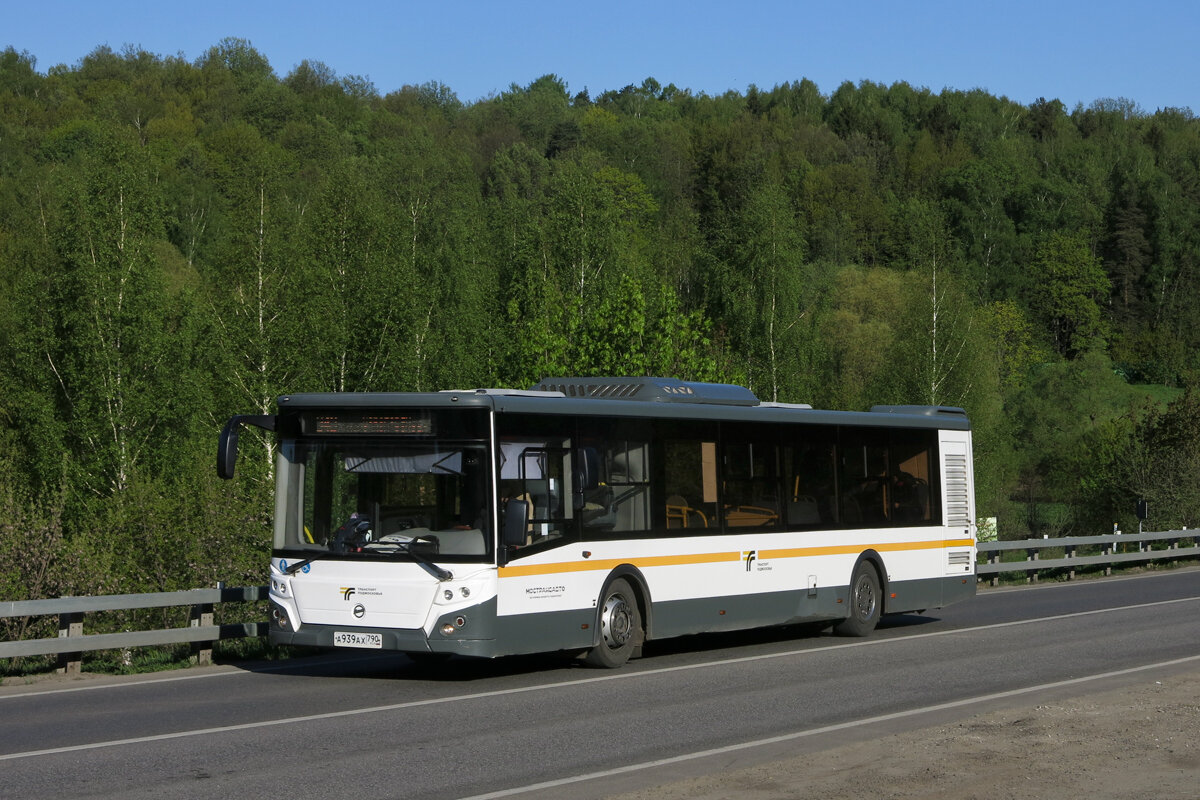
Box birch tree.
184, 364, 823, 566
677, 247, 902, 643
204, 123, 304, 484
891, 199, 977, 407
728, 181, 811, 402
43, 122, 182, 496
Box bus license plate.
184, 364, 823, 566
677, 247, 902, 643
333, 631, 382, 649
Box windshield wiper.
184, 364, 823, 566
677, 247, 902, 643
363, 535, 453, 581
397, 536, 454, 581
285, 511, 454, 580
285, 543, 451, 580
284, 552, 331, 575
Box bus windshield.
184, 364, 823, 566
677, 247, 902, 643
277, 439, 492, 561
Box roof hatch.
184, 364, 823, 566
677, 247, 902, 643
532, 377, 761, 406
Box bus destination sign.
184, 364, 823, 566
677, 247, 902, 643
308, 412, 434, 435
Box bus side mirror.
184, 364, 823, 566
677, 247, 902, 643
217, 414, 276, 479
502, 499, 529, 547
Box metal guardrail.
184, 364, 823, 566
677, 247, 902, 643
2, 531, 1197, 674
977, 529, 1200, 585
0, 585, 268, 673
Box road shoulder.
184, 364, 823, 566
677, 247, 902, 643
603, 669, 1200, 800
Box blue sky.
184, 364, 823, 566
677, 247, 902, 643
5, 0, 1198, 112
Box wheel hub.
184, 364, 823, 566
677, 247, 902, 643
853, 574, 877, 619
599, 593, 633, 648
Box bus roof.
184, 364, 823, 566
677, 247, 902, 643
276, 377, 970, 432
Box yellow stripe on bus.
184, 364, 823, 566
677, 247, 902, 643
760, 537, 975, 561
498, 538, 975, 578
500, 551, 740, 578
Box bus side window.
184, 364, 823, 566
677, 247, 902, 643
572, 419, 652, 537
839, 433, 890, 524
786, 438, 837, 527
496, 413, 581, 552
890, 432, 936, 524
663, 438, 719, 531
832, 429, 939, 527
607, 441, 650, 532
722, 438, 783, 530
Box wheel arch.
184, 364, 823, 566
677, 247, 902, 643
595, 564, 653, 644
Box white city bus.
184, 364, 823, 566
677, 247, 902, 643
219, 377, 976, 668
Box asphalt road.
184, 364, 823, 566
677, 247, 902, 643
2, 568, 1198, 800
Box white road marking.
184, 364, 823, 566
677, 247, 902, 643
458, 652, 1200, 800
1, 595, 1196, 763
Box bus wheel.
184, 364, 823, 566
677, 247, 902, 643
834, 562, 881, 637
584, 578, 641, 668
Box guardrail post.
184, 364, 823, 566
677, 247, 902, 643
190, 583, 218, 665
56, 611, 83, 675
990, 553, 1000, 587
1025, 548, 1038, 584
1065, 543, 1075, 580
1102, 540, 1113, 576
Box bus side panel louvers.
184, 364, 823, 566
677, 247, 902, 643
943, 453, 971, 529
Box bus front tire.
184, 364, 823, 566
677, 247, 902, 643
584, 578, 641, 668
834, 562, 881, 637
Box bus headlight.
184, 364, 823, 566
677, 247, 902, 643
435, 583, 482, 605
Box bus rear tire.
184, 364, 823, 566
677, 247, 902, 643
584, 578, 641, 668
834, 562, 881, 637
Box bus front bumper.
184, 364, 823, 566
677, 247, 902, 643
268, 599, 499, 657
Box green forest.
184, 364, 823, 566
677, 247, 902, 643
2, 39, 1200, 608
